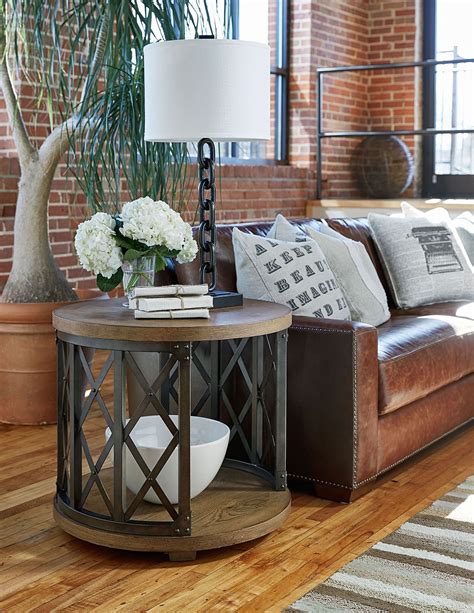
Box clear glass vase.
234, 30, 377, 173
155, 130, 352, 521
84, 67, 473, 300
122, 255, 156, 300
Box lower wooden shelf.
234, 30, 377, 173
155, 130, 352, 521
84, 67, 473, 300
54, 467, 291, 559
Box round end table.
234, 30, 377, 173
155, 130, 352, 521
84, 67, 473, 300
53, 298, 292, 561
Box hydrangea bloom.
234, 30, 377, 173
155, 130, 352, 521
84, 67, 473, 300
75, 212, 122, 278
177, 223, 199, 264
120, 197, 197, 263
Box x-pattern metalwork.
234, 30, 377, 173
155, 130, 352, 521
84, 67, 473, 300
76, 348, 114, 514
221, 336, 279, 471
153, 337, 282, 476
56, 328, 286, 538
59, 339, 193, 535
216, 332, 287, 491
58, 341, 189, 528
158, 343, 213, 417
122, 351, 180, 520
220, 338, 254, 460
255, 336, 279, 466
190, 342, 212, 416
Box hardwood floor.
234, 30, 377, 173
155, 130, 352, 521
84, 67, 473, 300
0, 350, 472, 612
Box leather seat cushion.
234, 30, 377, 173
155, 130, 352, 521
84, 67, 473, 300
377, 314, 474, 414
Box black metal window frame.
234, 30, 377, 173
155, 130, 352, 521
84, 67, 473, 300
422, 0, 474, 197
316, 57, 474, 199
222, 0, 289, 164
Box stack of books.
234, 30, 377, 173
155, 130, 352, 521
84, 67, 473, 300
129, 284, 213, 319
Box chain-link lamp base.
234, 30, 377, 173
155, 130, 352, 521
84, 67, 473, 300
144, 38, 270, 309
197, 138, 243, 308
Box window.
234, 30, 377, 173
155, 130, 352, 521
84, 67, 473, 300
221, 0, 289, 163
423, 0, 474, 197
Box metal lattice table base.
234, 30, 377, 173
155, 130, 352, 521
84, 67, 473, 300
55, 330, 289, 559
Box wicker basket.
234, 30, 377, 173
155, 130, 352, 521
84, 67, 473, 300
353, 136, 414, 198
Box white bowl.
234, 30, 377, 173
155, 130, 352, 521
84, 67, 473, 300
105, 415, 229, 505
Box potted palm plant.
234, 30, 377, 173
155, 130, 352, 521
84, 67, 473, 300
0, 1, 221, 424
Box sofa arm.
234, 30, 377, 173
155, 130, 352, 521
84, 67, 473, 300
287, 316, 379, 501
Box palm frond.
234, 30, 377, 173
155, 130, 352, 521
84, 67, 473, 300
3, 0, 228, 212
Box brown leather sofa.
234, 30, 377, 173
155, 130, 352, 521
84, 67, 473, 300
172, 217, 474, 502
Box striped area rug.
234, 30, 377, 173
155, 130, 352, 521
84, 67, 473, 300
285, 476, 474, 612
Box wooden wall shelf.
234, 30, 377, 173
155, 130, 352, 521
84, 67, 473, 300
307, 198, 474, 218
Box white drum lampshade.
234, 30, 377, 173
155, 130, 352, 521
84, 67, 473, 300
144, 39, 270, 143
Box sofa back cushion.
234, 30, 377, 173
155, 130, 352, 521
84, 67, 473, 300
174, 217, 393, 305
369, 212, 474, 308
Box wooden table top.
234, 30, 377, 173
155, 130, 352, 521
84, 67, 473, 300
52, 298, 292, 342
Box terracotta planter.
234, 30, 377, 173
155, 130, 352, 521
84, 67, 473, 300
0, 302, 66, 425
0, 292, 108, 426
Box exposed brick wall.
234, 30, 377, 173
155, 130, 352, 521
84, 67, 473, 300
313, 1, 370, 198
367, 0, 420, 197
0, 157, 314, 292
214, 165, 313, 222
290, 0, 419, 198
0, 157, 18, 283
289, 0, 371, 200
0, 0, 420, 294
288, 0, 314, 167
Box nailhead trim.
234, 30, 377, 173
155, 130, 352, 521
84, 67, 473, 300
289, 420, 472, 490
352, 331, 358, 488
287, 473, 352, 490
287, 473, 315, 483
355, 419, 473, 487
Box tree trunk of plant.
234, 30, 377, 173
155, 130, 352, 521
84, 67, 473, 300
0, 156, 77, 303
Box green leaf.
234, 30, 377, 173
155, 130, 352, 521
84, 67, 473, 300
96, 268, 123, 292
4, 0, 226, 224
155, 253, 167, 272
123, 248, 147, 261
115, 234, 148, 252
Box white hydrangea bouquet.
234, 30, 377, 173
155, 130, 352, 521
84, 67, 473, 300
75, 197, 198, 294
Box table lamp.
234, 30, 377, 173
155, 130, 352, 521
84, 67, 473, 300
144, 37, 270, 308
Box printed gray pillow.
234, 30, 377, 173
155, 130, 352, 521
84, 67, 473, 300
232, 228, 351, 320
401, 202, 474, 266
267, 214, 308, 242
454, 213, 474, 266
368, 213, 474, 308
305, 226, 391, 326
268, 214, 390, 326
